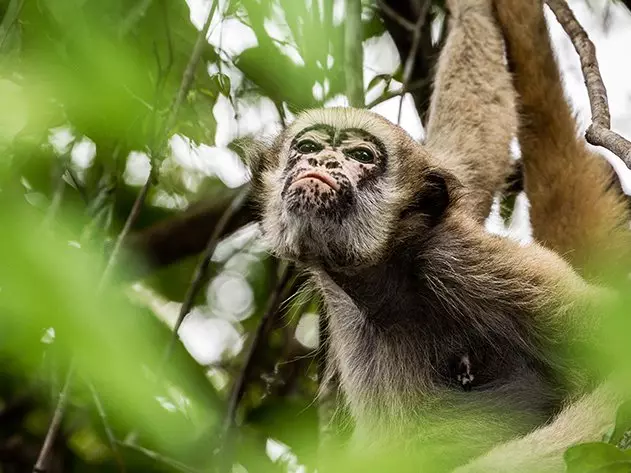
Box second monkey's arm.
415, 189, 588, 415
424, 0, 517, 220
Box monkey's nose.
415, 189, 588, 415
318, 156, 341, 170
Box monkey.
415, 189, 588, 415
451, 0, 631, 471
249, 0, 629, 470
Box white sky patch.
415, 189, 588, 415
295, 313, 319, 349
363, 32, 400, 90
209, 18, 258, 57
123, 151, 151, 186
207, 273, 255, 321
130, 284, 244, 365
49, 127, 75, 156
371, 92, 425, 141
212, 223, 263, 262
71, 137, 96, 170
332, 0, 344, 26
170, 133, 250, 188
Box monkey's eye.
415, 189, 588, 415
347, 148, 375, 164
296, 140, 321, 154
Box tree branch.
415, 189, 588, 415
377, 0, 439, 124
546, 0, 631, 169
164, 185, 250, 361
222, 262, 294, 433
345, 0, 365, 107
397, 1, 431, 123
33, 4, 220, 470
33, 366, 74, 473
377, 0, 416, 32
126, 186, 255, 276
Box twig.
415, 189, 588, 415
164, 185, 250, 361
397, 2, 431, 124
377, 0, 416, 32
157, 0, 218, 152
33, 365, 74, 473
33, 4, 219, 470
89, 383, 126, 472
99, 176, 154, 289
344, 0, 364, 107
366, 77, 430, 109
117, 441, 204, 473
223, 262, 293, 431
546, 0, 631, 168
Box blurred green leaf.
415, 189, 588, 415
565, 443, 631, 473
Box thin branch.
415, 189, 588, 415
117, 441, 204, 473
89, 384, 126, 472
33, 365, 74, 473
157, 0, 218, 152
33, 4, 220, 470
344, 0, 364, 107
164, 185, 251, 361
99, 176, 154, 289
398, 2, 431, 124
366, 77, 430, 109
377, 0, 416, 32
223, 262, 293, 432
546, 0, 631, 168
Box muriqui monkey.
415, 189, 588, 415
250, 0, 630, 471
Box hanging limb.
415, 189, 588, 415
546, 0, 631, 169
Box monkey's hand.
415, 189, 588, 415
451, 383, 621, 473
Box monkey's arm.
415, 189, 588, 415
494, 0, 629, 278
453, 382, 621, 473
424, 0, 516, 220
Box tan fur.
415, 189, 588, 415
454, 1, 630, 471
455, 383, 623, 473
493, 0, 630, 279
251, 0, 628, 470
426, 0, 517, 221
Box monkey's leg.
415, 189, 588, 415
425, 0, 517, 221
453, 382, 621, 473
494, 0, 629, 279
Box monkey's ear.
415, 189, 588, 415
401, 169, 461, 224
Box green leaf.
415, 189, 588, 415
565, 443, 631, 473
609, 402, 631, 447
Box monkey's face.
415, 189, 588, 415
281, 125, 387, 222
258, 109, 409, 269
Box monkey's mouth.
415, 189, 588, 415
290, 171, 340, 191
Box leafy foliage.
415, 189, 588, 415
0, 0, 630, 472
